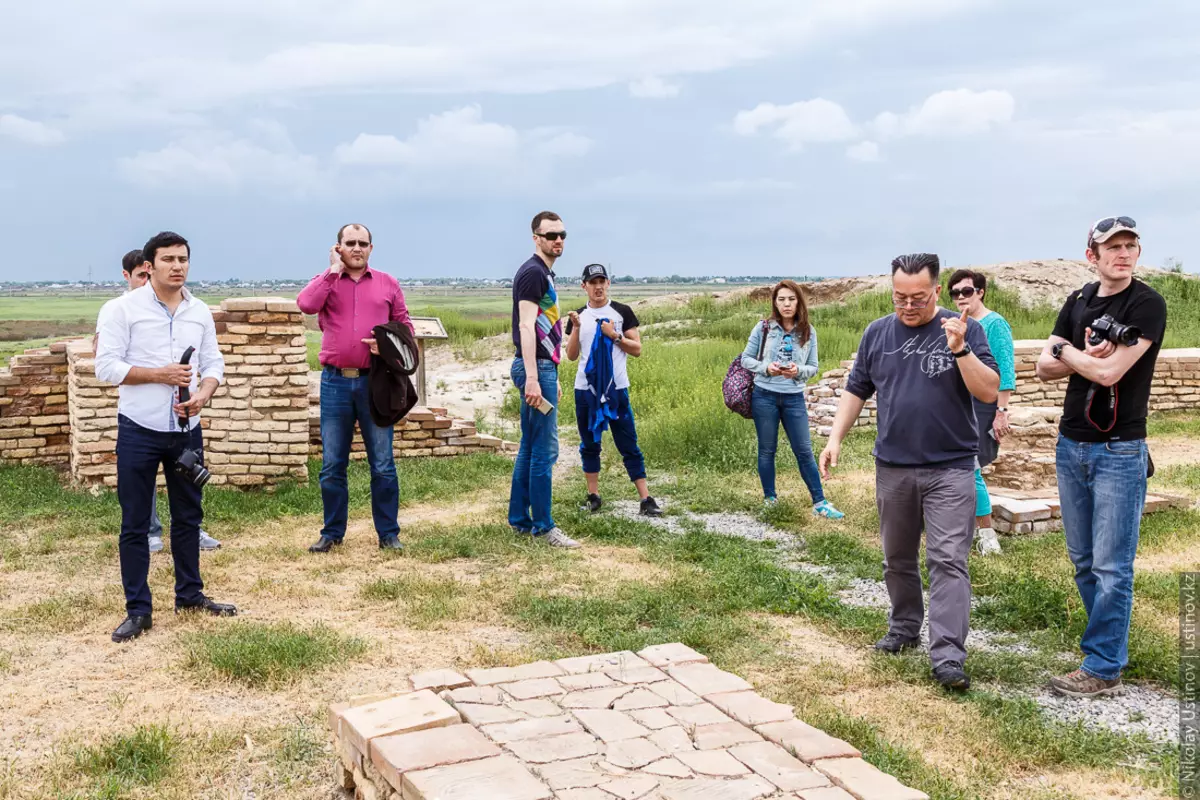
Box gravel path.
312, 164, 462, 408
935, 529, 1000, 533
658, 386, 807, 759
605, 499, 1180, 743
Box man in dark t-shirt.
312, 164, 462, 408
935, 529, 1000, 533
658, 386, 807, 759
1036, 216, 1167, 699
819, 253, 1000, 692
507, 211, 579, 548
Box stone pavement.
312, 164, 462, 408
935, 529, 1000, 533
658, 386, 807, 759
329, 644, 928, 800
989, 489, 1186, 535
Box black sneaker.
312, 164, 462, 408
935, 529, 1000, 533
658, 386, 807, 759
640, 497, 663, 517
873, 632, 920, 654
582, 493, 602, 513
932, 661, 970, 691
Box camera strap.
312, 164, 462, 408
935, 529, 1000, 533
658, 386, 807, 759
1071, 281, 1137, 434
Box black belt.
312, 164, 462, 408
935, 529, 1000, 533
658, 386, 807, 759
324, 365, 370, 378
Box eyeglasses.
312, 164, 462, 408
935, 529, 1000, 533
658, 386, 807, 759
1094, 216, 1136, 235
537, 231, 567, 241
892, 292, 933, 309
342, 239, 371, 248
949, 287, 977, 299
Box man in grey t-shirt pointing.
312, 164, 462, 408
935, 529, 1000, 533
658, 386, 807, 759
819, 253, 999, 691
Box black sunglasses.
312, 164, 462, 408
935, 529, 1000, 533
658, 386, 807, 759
341, 239, 371, 248
1094, 216, 1136, 235
537, 231, 567, 241
949, 287, 978, 299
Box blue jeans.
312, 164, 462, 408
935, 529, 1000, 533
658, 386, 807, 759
1056, 434, 1148, 680
575, 388, 646, 481
751, 388, 825, 504
116, 415, 205, 616
319, 367, 399, 542
508, 358, 559, 535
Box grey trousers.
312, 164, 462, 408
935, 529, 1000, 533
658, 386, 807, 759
876, 463, 976, 667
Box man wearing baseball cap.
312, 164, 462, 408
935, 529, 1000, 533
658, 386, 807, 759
564, 263, 663, 517
1036, 216, 1167, 698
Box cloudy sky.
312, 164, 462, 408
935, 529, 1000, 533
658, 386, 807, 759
1, 0, 1197, 282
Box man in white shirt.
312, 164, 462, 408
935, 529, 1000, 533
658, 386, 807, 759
564, 263, 662, 517
95, 231, 237, 643
96, 249, 222, 554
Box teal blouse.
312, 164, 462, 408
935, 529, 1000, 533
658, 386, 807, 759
978, 311, 1016, 392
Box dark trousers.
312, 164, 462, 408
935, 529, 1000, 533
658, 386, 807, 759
116, 415, 205, 616
574, 388, 646, 481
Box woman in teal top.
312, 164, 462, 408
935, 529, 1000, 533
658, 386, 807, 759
949, 269, 1016, 555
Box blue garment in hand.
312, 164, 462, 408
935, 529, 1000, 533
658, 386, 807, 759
583, 318, 620, 438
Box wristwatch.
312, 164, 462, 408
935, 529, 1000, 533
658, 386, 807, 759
997, 407, 1008, 413
952, 343, 972, 359
1051, 342, 1066, 360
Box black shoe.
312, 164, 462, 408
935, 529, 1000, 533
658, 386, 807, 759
582, 493, 603, 513
112, 615, 152, 643
932, 661, 970, 691
308, 535, 341, 553
175, 597, 238, 617
873, 632, 920, 654
379, 536, 405, 551
640, 497, 663, 517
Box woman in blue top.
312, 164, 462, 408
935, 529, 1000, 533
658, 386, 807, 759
741, 280, 844, 519
949, 269, 1016, 555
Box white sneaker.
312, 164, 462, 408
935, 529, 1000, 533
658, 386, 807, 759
198, 530, 222, 550
540, 528, 581, 549
976, 528, 1001, 556
148, 535, 164, 554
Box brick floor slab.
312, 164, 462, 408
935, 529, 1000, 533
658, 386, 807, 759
340, 691, 461, 758
649, 681, 705, 707
597, 775, 661, 799
555, 790, 612, 800
482, 715, 583, 743
813, 757, 929, 800
371, 724, 500, 789
754, 720, 860, 763
656, 776, 777, 799
728, 742, 831, 791
401, 754, 553, 800
793, 788, 857, 800
530, 757, 610, 790
649, 726, 696, 753
410, 669, 471, 693
500, 678, 566, 700
666, 663, 753, 698
456, 702, 527, 727
572, 709, 651, 743
507, 732, 602, 764
447, 686, 505, 705
559, 673, 619, 691
675, 749, 751, 777
692, 722, 763, 751
509, 699, 563, 718
605, 737, 667, 769
643, 757, 694, 778
561, 686, 636, 709
556, 651, 651, 675
667, 704, 732, 727
605, 666, 671, 684
628, 708, 677, 730
468, 661, 564, 686
706, 691, 794, 726
637, 643, 710, 669
613, 688, 671, 711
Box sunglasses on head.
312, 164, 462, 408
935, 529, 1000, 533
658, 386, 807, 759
949, 286, 978, 299
341, 239, 371, 249
1094, 216, 1136, 235
537, 231, 567, 241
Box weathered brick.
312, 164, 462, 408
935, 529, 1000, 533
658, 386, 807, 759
506, 732, 601, 764
812, 757, 929, 800
402, 755, 553, 800
558, 673, 618, 691
561, 686, 635, 710
604, 737, 666, 769
611, 688, 670, 711
693, 722, 763, 750
481, 715, 582, 744
627, 708, 677, 731
530, 757, 610, 790
755, 720, 861, 763
666, 704, 732, 728
467, 661, 564, 686
410, 669, 471, 693
655, 776, 776, 800
556, 651, 652, 676
596, 775, 661, 800
666, 663, 753, 698
370, 723, 500, 790
499, 678, 565, 700
638, 643, 710, 669
705, 691, 794, 726
727, 742, 831, 791
675, 748, 751, 777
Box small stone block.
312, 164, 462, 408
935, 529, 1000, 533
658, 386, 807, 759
401, 754, 553, 800
649, 681, 705, 706
370, 724, 500, 789
604, 738, 667, 769
532, 757, 609, 790
666, 704, 732, 728
500, 678, 565, 700
448, 686, 505, 705
482, 715, 582, 744
559, 673, 619, 691
705, 691, 794, 726
572, 709, 652, 743
508, 699, 564, 718
562, 686, 636, 709
468, 661, 565, 686
556, 651, 652, 675
755, 720, 861, 763
410, 669, 472, 693
643, 757, 694, 778
794, 788, 857, 800
597, 775, 661, 800
555, 790, 611, 800
637, 643, 710, 669
666, 663, 753, 698
656, 776, 777, 800
727, 742, 830, 791
605, 667, 671, 685
452, 702, 526, 727
339, 690, 461, 758
628, 708, 677, 730
675, 749, 752, 777
649, 726, 695, 753
812, 757, 929, 800
693, 722, 763, 751
507, 732, 602, 764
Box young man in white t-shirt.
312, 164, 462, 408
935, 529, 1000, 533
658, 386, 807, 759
564, 263, 662, 517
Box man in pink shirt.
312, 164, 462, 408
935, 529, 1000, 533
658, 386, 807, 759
297, 224, 414, 554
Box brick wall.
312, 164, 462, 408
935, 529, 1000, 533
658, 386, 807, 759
67, 339, 120, 485
805, 357, 876, 437
0, 341, 72, 466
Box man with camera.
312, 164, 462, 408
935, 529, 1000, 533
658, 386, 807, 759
96, 231, 236, 643
1036, 216, 1167, 698
95, 248, 222, 555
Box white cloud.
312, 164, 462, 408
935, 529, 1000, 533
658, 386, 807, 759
733, 99, 859, 150
846, 140, 881, 162
873, 89, 1015, 138
0, 114, 65, 146
629, 76, 681, 99
334, 106, 590, 170
117, 129, 322, 194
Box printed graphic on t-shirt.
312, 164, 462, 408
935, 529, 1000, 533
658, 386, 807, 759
536, 275, 562, 363
883, 332, 956, 378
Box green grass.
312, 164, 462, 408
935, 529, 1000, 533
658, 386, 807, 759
70, 725, 176, 798
4, 592, 120, 634
181, 622, 367, 687
360, 573, 475, 627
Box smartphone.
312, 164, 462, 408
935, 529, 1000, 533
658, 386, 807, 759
535, 397, 555, 415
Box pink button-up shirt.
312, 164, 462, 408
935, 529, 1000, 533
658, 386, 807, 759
297, 266, 414, 370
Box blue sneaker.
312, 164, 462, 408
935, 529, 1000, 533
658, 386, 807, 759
813, 501, 845, 520
763, 497, 778, 507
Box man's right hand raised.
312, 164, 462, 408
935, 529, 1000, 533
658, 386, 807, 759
158, 363, 193, 387
818, 441, 840, 480
329, 245, 344, 275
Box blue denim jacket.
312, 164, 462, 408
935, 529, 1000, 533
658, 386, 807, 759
740, 320, 819, 395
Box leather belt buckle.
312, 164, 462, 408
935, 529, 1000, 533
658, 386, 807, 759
341, 368, 361, 378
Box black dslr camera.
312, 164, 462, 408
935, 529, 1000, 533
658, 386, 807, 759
1087, 314, 1141, 348
174, 346, 211, 488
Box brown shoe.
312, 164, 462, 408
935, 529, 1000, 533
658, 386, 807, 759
1049, 669, 1123, 698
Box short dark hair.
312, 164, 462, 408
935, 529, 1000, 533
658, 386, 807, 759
531, 211, 561, 234
142, 232, 189, 266
121, 249, 144, 275
338, 223, 372, 244
947, 268, 987, 293
891, 252, 940, 283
